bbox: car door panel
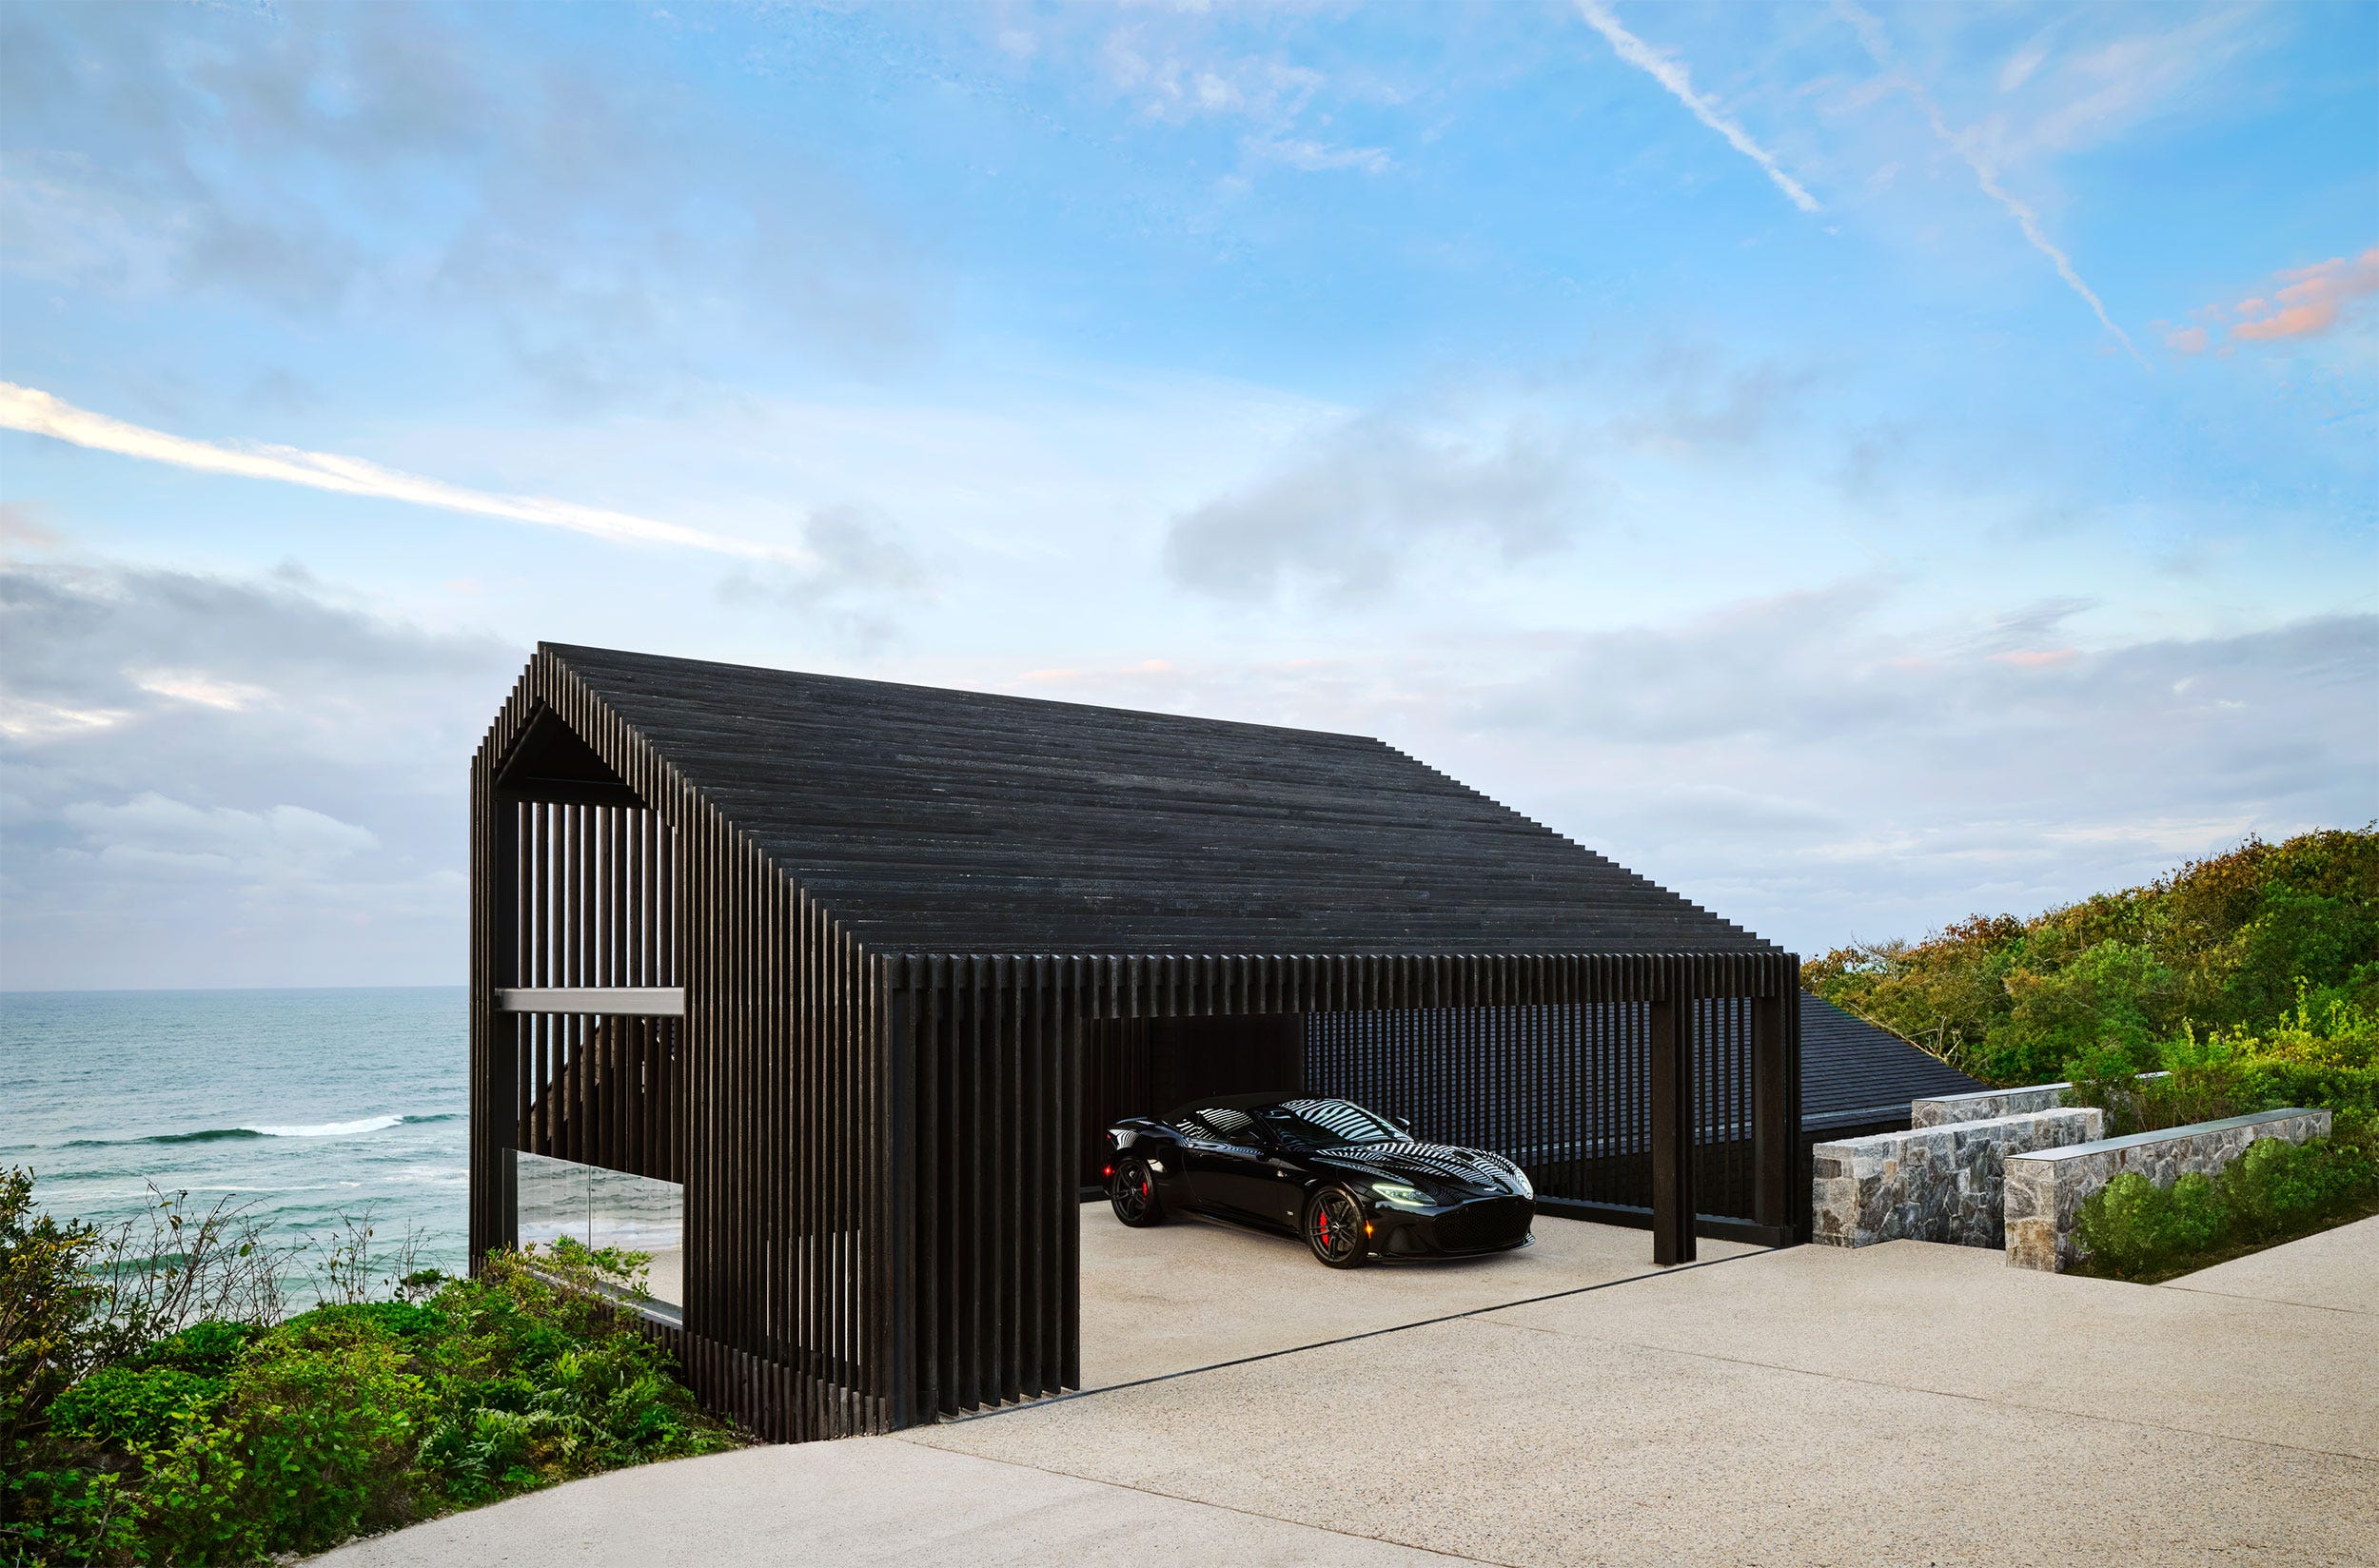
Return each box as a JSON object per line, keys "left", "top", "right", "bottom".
{"left": 1178, "top": 1110, "right": 1277, "bottom": 1222}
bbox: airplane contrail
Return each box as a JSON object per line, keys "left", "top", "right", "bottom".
{"left": 1835, "top": 1, "right": 2146, "bottom": 368}
{"left": 1577, "top": 1, "right": 1823, "bottom": 215}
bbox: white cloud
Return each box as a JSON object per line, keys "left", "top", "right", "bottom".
{"left": 0, "top": 382, "right": 804, "bottom": 561}
{"left": 58, "top": 794, "right": 378, "bottom": 884}
{"left": 1164, "top": 412, "right": 1595, "bottom": 601}
{"left": 0, "top": 696, "right": 132, "bottom": 743}
{"left": 1243, "top": 135, "right": 1393, "bottom": 175}
{"left": 1, "top": 554, "right": 518, "bottom": 988}
{"left": 1997, "top": 41, "right": 2050, "bottom": 94}
{"left": 1575, "top": 1, "right": 1823, "bottom": 214}
{"left": 131, "top": 669, "right": 275, "bottom": 712}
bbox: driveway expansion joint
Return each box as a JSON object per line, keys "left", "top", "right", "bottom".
{"left": 884, "top": 1438, "right": 1523, "bottom": 1568}
{"left": 937, "top": 1244, "right": 1779, "bottom": 1425}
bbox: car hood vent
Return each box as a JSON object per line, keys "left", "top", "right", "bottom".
{"left": 1311, "top": 1141, "right": 1528, "bottom": 1195}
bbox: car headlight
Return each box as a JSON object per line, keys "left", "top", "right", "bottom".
{"left": 1370, "top": 1182, "right": 1434, "bottom": 1211}
{"left": 1511, "top": 1167, "right": 1534, "bottom": 1199}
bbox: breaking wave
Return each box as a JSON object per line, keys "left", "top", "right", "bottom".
{"left": 69, "top": 1113, "right": 461, "bottom": 1148}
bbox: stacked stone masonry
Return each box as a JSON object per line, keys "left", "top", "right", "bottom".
{"left": 1911, "top": 1074, "right": 2168, "bottom": 1129}
{"left": 2003, "top": 1107, "right": 2333, "bottom": 1272}
{"left": 1911, "top": 1086, "right": 2073, "bottom": 1128}
{"left": 1812, "top": 1107, "right": 2104, "bottom": 1249}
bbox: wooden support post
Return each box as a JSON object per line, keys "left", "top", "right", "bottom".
{"left": 1751, "top": 964, "right": 1794, "bottom": 1238}
{"left": 1649, "top": 959, "right": 1698, "bottom": 1265}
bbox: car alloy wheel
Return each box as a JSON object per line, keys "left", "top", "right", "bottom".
{"left": 1111, "top": 1156, "right": 1166, "bottom": 1227}
{"left": 1305, "top": 1185, "right": 1370, "bottom": 1268}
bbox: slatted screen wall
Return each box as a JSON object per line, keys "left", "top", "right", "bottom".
{"left": 508, "top": 799, "right": 682, "bottom": 1184}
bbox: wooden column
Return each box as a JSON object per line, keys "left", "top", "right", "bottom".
{"left": 1648, "top": 958, "right": 1697, "bottom": 1265}
{"left": 1751, "top": 958, "right": 1795, "bottom": 1238}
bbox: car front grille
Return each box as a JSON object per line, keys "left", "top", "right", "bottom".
{"left": 1435, "top": 1197, "right": 1531, "bottom": 1251}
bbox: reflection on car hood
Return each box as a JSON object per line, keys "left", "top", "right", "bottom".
{"left": 1309, "top": 1141, "right": 1530, "bottom": 1198}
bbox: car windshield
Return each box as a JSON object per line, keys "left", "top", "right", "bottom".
{"left": 1249, "top": 1098, "right": 1405, "bottom": 1148}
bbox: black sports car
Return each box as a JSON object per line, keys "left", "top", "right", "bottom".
{"left": 1103, "top": 1092, "right": 1535, "bottom": 1268}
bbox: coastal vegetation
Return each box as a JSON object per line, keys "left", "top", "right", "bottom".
{"left": 1801, "top": 827, "right": 2379, "bottom": 1090}
{"left": 1804, "top": 827, "right": 2379, "bottom": 1281}
{"left": 1, "top": 1172, "right": 739, "bottom": 1566}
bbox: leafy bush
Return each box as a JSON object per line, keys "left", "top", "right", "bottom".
{"left": 48, "top": 1365, "right": 227, "bottom": 1452}
{"left": 126, "top": 1321, "right": 263, "bottom": 1379}
{"left": 0, "top": 1171, "right": 741, "bottom": 1567}
{"left": 143, "top": 1318, "right": 430, "bottom": 1565}
{"left": 2223, "top": 1120, "right": 2378, "bottom": 1242}
{"left": 1804, "top": 827, "right": 2379, "bottom": 1086}
{"left": 2071, "top": 1121, "right": 2379, "bottom": 1282}
{"left": 2062, "top": 991, "right": 2379, "bottom": 1136}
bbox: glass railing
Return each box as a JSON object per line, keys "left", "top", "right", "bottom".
{"left": 514, "top": 1151, "right": 683, "bottom": 1316}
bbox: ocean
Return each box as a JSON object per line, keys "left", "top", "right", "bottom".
{"left": 1, "top": 988, "right": 471, "bottom": 1289}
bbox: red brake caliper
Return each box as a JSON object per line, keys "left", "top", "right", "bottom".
{"left": 1318, "top": 1208, "right": 1332, "bottom": 1245}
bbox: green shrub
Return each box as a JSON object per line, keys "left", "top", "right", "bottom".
{"left": 1804, "top": 828, "right": 2379, "bottom": 1086}
{"left": 2, "top": 1167, "right": 124, "bottom": 1567}
{"left": 2, "top": 1168, "right": 742, "bottom": 1567}
{"left": 2075, "top": 1172, "right": 2222, "bottom": 1277}
{"left": 144, "top": 1320, "right": 430, "bottom": 1564}
{"left": 2055, "top": 990, "right": 2379, "bottom": 1136}
{"left": 48, "top": 1364, "right": 226, "bottom": 1451}
{"left": 126, "top": 1320, "right": 262, "bottom": 1378}
{"left": 2072, "top": 1127, "right": 2379, "bottom": 1281}
{"left": 2222, "top": 1128, "right": 2377, "bottom": 1242}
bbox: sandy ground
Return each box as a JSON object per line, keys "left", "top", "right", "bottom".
{"left": 317, "top": 1211, "right": 2379, "bottom": 1568}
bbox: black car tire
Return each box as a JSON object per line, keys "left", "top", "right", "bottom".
{"left": 1304, "top": 1185, "right": 1370, "bottom": 1268}
{"left": 1111, "top": 1157, "right": 1167, "bottom": 1227}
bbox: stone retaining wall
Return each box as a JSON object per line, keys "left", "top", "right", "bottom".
{"left": 1912, "top": 1085, "right": 2071, "bottom": 1127}
{"left": 1812, "top": 1107, "right": 2104, "bottom": 1249}
{"left": 2003, "top": 1107, "right": 2333, "bottom": 1272}
{"left": 1912, "top": 1073, "right": 2169, "bottom": 1128}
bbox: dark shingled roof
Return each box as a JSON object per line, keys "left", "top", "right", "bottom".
{"left": 1799, "top": 993, "right": 1983, "bottom": 1128}
{"left": 545, "top": 642, "right": 1781, "bottom": 959}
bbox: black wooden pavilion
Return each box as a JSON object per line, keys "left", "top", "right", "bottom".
{"left": 468, "top": 643, "right": 1802, "bottom": 1441}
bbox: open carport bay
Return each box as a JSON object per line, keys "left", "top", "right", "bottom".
{"left": 1077, "top": 1205, "right": 1760, "bottom": 1389}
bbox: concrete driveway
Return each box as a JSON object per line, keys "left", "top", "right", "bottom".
{"left": 1077, "top": 1199, "right": 1760, "bottom": 1387}
{"left": 318, "top": 1213, "right": 2379, "bottom": 1567}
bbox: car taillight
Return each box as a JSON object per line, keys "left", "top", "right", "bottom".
{"left": 1102, "top": 1165, "right": 1113, "bottom": 1178}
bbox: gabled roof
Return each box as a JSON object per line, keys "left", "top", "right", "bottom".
{"left": 542, "top": 642, "right": 1781, "bottom": 959}
{"left": 1799, "top": 993, "right": 1983, "bottom": 1128}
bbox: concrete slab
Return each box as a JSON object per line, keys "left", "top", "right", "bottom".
{"left": 325, "top": 1214, "right": 2379, "bottom": 1567}
{"left": 914, "top": 1309, "right": 2377, "bottom": 1566}
{"left": 1486, "top": 1238, "right": 2379, "bottom": 1459}
{"left": 2162, "top": 1213, "right": 2379, "bottom": 1316}
{"left": 312, "top": 1437, "right": 1484, "bottom": 1567}
{"left": 1079, "top": 1205, "right": 1755, "bottom": 1387}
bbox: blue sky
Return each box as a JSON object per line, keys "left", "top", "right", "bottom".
{"left": 1, "top": 0, "right": 2372, "bottom": 988}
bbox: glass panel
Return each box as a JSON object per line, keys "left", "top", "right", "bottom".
{"left": 587, "top": 1162, "right": 683, "bottom": 1311}
{"left": 512, "top": 1151, "right": 683, "bottom": 1311}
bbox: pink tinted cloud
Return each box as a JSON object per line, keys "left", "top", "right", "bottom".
{"left": 1990, "top": 648, "right": 2079, "bottom": 669}
{"left": 2230, "top": 248, "right": 2379, "bottom": 343}
{"left": 2164, "top": 324, "right": 2210, "bottom": 354}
